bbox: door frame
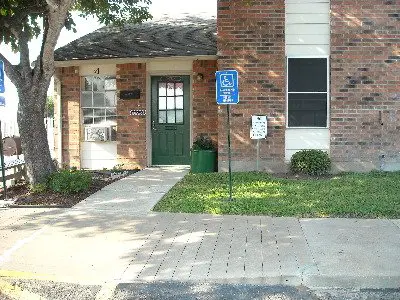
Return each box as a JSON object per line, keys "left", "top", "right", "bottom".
{"left": 146, "top": 70, "right": 193, "bottom": 167}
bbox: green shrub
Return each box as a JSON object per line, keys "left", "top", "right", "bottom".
{"left": 48, "top": 169, "right": 92, "bottom": 194}
{"left": 290, "top": 149, "right": 331, "bottom": 176}
{"left": 192, "top": 134, "right": 216, "bottom": 151}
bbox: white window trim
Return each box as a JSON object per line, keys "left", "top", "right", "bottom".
{"left": 80, "top": 75, "right": 117, "bottom": 126}
{"left": 286, "top": 55, "right": 330, "bottom": 129}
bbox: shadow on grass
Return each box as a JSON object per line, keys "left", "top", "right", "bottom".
{"left": 154, "top": 171, "right": 400, "bottom": 218}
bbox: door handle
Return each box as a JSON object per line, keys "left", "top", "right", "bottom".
{"left": 152, "top": 120, "right": 156, "bottom": 131}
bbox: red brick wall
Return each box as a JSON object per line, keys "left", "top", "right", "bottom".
{"left": 55, "top": 66, "right": 81, "bottom": 168}
{"left": 116, "top": 63, "right": 147, "bottom": 169}
{"left": 217, "top": 0, "right": 286, "bottom": 171}
{"left": 192, "top": 60, "right": 219, "bottom": 144}
{"left": 330, "top": 0, "right": 400, "bottom": 169}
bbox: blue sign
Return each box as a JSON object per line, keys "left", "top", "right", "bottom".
{"left": 0, "top": 60, "right": 4, "bottom": 93}
{"left": 0, "top": 96, "right": 4, "bottom": 106}
{"left": 216, "top": 70, "right": 239, "bottom": 104}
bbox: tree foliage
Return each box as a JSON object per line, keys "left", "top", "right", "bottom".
{"left": 0, "top": 0, "right": 152, "bottom": 183}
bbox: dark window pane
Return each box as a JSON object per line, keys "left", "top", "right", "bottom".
{"left": 83, "top": 117, "right": 93, "bottom": 125}
{"left": 93, "top": 76, "right": 105, "bottom": 91}
{"left": 159, "top": 111, "right": 167, "bottom": 124}
{"left": 93, "top": 108, "right": 105, "bottom": 118}
{"left": 106, "top": 108, "right": 116, "bottom": 117}
{"left": 81, "top": 92, "right": 92, "bottom": 107}
{"left": 288, "top": 93, "right": 327, "bottom": 127}
{"left": 82, "top": 108, "right": 93, "bottom": 118}
{"left": 93, "top": 116, "right": 105, "bottom": 124}
{"left": 93, "top": 92, "right": 105, "bottom": 107}
{"left": 110, "top": 126, "right": 117, "bottom": 141}
{"left": 82, "top": 78, "right": 93, "bottom": 91}
{"left": 288, "top": 58, "right": 327, "bottom": 92}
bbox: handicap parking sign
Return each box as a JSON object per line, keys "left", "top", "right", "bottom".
{"left": 216, "top": 70, "right": 239, "bottom": 104}
{"left": 0, "top": 60, "right": 4, "bottom": 93}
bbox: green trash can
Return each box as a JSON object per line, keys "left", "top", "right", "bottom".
{"left": 191, "top": 149, "right": 217, "bottom": 173}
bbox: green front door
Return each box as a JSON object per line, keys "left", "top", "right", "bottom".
{"left": 151, "top": 76, "right": 190, "bottom": 165}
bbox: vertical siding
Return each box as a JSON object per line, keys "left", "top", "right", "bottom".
{"left": 285, "top": 0, "right": 330, "bottom": 56}
{"left": 285, "top": 0, "right": 331, "bottom": 161}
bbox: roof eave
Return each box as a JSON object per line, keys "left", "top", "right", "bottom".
{"left": 54, "top": 54, "right": 218, "bottom": 68}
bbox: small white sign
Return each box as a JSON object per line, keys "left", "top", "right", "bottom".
{"left": 250, "top": 115, "right": 267, "bottom": 139}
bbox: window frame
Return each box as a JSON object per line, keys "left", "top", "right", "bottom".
{"left": 80, "top": 75, "right": 117, "bottom": 142}
{"left": 286, "top": 55, "right": 330, "bottom": 129}
{"left": 157, "top": 80, "right": 185, "bottom": 125}
{"left": 80, "top": 75, "right": 117, "bottom": 126}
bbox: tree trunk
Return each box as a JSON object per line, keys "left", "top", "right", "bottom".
{"left": 17, "top": 87, "right": 56, "bottom": 185}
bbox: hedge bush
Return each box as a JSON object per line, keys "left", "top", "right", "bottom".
{"left": 48, "top": 169, "right": 92, "bottom": 194}
{"left": 290, "top": 149, "right": 331, "bottom": 176}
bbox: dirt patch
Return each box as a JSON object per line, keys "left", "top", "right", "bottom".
{"left": 0, "top": 170, "right": 139, "bottom": 207}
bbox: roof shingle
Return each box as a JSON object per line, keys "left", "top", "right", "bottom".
{"left": 55, "top": 18, "right": 217, "bottom": 61}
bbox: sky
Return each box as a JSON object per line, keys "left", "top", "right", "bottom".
{"left": 0, "top": 0, "right": 216, "bottom": 120}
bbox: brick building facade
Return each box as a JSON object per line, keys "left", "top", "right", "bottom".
{"left": 54, "top": 1, "right": 399, "bottom": 172}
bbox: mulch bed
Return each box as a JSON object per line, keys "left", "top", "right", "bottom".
{"left": 0, "top": 169, "right": 139, "bottom": 207}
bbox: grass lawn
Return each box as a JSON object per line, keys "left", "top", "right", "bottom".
{"left": 153, "top": 171, "right": 400, "bottom": 218}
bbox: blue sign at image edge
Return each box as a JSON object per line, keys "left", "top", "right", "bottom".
{"left": 0, "top": 60, "right": 4, "bottom": 93}
{"left": 216, "top": 70, "right": 239, "bottom": 105}
{"left": 0, "top": 95, "right": 5, "bottom": 106}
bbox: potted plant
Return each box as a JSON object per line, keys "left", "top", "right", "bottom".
{"left": 191, "top": 134, "right": 217, "bottom": 173}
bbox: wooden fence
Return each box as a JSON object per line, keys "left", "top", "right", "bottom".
{"left": 0, "top": 159, "right": 26, "bottom": 189}
{"left": 1, "top": 118, "right": 54, "bottom": 189}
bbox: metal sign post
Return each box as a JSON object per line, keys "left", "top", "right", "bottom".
{"left": 0, "top": 61, "right": 6, "bottom": 199}
{"left": 216, "top": 70, "right": 239, "bottom": 201}
{"left": 226, "top": 105, "right": 233, "bottom": 200}
{"left": 250, "top": 116, "right": 268, "bottom": 172}
{"left": 0, "top": 121, "right": 7, "bottom": 199}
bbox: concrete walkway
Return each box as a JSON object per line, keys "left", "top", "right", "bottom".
{"left": 73, "top": 166, "right": 189, "bottom": 215}
{"left": 1, "top": 166, "right": 400, "bottom": 299}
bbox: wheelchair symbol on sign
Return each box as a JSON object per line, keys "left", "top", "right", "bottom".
{"left": 220, "top": 74, "right": 234, "bottom": 88}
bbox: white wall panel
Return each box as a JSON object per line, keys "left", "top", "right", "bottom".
{"left": 286, "top": 45, "right": 330, "bottom": 55}
{"left": 148, "top": 60, "right": 193, "bottom": 72}
{"left": 286, "top": 3, "right": 330, "bottom": 14}
{"left": 80, "top": 64, "right": 116, "bottom": 76}
{"left": 285, "top": 1, "right": 330, "bottom": 56}
{"left": 286, "top": 35, "right": 329, "bottom": 45}
{"left": 286, "top": 14, "right": 329, "bottom": 24}
{"left": 81, "top": 141, "right": 117, "bottom": 169}
{"left": 285, "top": 129, "right": 330, "bottom": 161}
{"left": 286, "top": 24, "right": 330, "bottom": 35}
